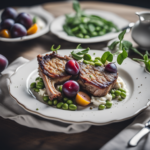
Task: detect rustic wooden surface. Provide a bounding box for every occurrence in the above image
[0,2,149,150]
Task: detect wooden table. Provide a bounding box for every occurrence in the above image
[0,2,149,150]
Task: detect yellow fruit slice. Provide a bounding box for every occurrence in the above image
[27,24,38,35]
[0,29,11,38]
[75,91,91,106]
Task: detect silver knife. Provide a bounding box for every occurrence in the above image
[128,120,150,147]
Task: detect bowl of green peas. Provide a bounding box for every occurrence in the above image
[50,1,129,43]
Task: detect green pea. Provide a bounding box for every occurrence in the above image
[36,77,40,81]
[98,104,105,110]
[36,85,44,89]
[53,99,58,106]
[84,35,90,38]
[95,62,103,66]
[93,59,100,62]
[83,60,89,64]
[56,102,64,109]
[110,89,115,94]
[83,60,95,65]
[119,88,126,93]
[111,94,116,99]
[43,96,49,102]
[63,97,69,102]
[30,82,36,88]
[121,92,126,99]
[47,100,53,106]
[33,88,39,92]
[62,103,69,110]
[71,26,79,32]
[67,100,73,105]
[118,97,123,101]
[69,104,77,111]
[106,100,110,103]
[95,57,101,61]
[105,101,112,108]
[115,90,121,96]
[59,85,63,92]
[84,54,92,60]
[76,33,84,38]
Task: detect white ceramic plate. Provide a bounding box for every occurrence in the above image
[0,6,54,42]
[9,50,150,125]
[50,9,129,43]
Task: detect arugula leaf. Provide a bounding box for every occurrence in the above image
[117,48,128,65]
[101,51,113,64]
[51,45,61,53]
[118,30,126,41]
[108,41,119,50]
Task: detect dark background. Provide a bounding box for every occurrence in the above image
[0,0,150,9]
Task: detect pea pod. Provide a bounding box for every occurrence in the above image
[56,102,64,109]
[84,35,90,38]
[69,104,77,111]
[76,33,84,38]
[101,51,113,64]
[79,24,87,34]
[71,26,79,33]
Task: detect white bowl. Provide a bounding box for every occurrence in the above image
[50,9,129,43]
[0,6,54,42]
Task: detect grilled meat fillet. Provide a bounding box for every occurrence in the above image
[37,52,72,100]
[78,62,118,97]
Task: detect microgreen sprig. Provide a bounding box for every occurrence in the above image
[51,45,61,53]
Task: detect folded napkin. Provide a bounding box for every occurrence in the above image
[0,57,91,133]
[100,107,150,150]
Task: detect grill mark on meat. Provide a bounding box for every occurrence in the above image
[37,52,72,100]
[78,62,118,97]
[37,52,72,78]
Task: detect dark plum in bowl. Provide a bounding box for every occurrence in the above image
[0,54,8,72]
[1,7,17,21]
[11,23,27,38]
[16,13,32,29]
[1,19,15,30]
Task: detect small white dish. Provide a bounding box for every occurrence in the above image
[50,9,129,43]
[0,6,54,42]
[9,50,150,125]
